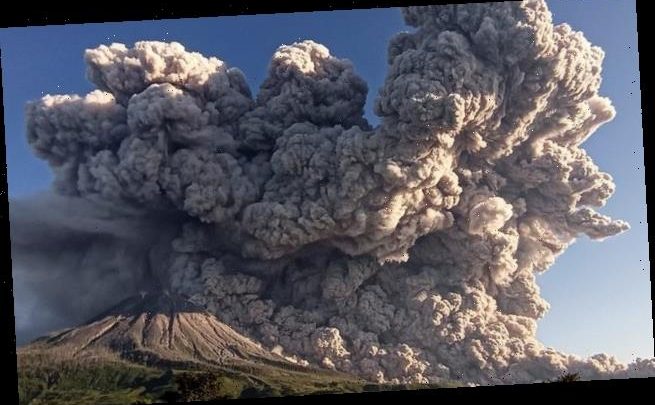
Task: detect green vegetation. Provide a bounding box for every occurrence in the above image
[17,352,175,405]
[17,350,463,404]
[160,368,463,402]
[147,362,371,402]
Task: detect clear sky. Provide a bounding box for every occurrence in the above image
[1,0,651,363]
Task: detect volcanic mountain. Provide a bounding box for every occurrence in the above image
[20,291,297,370]
[17,292,461,404]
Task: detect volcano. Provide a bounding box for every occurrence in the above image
[20,291,295,369]
[17,293,460,404]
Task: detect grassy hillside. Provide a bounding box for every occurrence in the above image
[18,351,172,405]
[17,350,462,404]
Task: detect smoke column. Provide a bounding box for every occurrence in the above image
[12,0,655,384]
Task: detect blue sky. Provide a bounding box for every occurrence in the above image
[0,0,651,363]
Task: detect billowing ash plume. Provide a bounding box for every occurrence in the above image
[15,0,654,385]
[9,192,180,344]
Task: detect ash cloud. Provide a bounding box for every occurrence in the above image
[14,0,654,384]
[10,192,180,343]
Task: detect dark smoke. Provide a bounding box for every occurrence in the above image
[10,192,180,343]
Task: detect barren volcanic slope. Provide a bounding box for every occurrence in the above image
[22,292,291,369]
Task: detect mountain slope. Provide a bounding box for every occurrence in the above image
[16,292,365,404]
[24,292,286,369]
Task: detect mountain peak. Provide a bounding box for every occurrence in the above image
[23,292,290,370]
[86,290,205,323]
